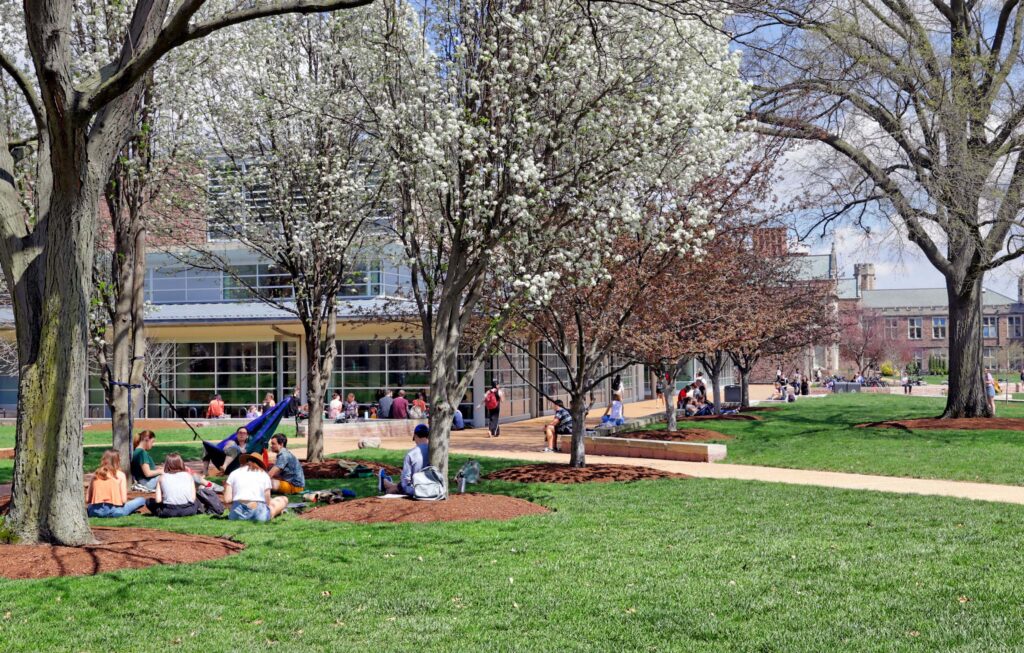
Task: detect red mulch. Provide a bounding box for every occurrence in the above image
[485,463,688,484]
[683,413,761,422]
[301,459,400,479]
[301,493,548,524]
[858,417,1024,431]
[0,448,13,460]
[610,429,733,442]
[0,527,244,580]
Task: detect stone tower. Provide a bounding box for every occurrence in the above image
[854,263,876,292]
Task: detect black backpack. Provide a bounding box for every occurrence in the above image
[196,486,225,515]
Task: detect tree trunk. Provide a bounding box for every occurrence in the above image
[426,329,461,489]
[568,393,587,468]
[664,370,677,432]
[8,200,96,546]
[943,277,989,418]
[108,217,147,471]
[739,368,751,409]
[304,331,326,463]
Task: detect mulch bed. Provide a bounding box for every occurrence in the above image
[0,448,13,460]
[302,459,400,479]
[610,429,733,443]
[683,413,761,422]
[484,463,688,484]
[0,527,244,580]
[301,493,548,524]
[858,417,1024,431]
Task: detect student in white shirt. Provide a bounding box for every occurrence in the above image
[224,454,289,522]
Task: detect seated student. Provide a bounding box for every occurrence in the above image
[677,385,688,408]
[602,396,625,426]
[379,424,431,495]
[344,392,360,419]
[328,391,344,420]
[203,426,250,476]
[543,399,573,453]
[390,389,410,419]
[684,397,699,416]
[245,404,261,419]
[146,453,199,518]
[207,393,226,419]
[224,453,289,522]
[771,381,785,401]
[411,391,428,418]
[786,385,798,403]
[268,434,305,494]
[131,430,162,492]
[452,407,466,431]
[87,450,147,518]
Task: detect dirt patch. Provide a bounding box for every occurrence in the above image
[0,527,244,580]
[302,459,400,479]
[610,429,733,442]
[485,463,688,484]
[302,492,548,524]
[0,448,13,460]
[858,417,1024,431]
[683,413,761,422]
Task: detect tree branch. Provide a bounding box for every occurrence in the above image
[80,0,374,117]
[0,50,44,131]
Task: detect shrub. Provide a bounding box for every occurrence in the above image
[880,361,897,377]
[928,355,948,376]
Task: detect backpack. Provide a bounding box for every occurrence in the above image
[484,390,499,411]
[412,466,447,501]
[196,486,225,515]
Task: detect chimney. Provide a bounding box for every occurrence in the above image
[752,227,788,257]
[854,263,876,292]
[1018,275,1024,303]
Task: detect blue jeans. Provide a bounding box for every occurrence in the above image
[229,501,272,522]
[134,476,159,490]
[87,498,147,518]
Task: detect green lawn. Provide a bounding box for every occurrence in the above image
[0,424,261,451]
[2,449,1024,651]
[659,393,1024,485]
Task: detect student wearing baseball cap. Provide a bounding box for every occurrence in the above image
[379,424,430,495]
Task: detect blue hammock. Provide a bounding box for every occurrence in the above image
[201,396,293,470]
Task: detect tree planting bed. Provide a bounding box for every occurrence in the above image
[0,528,244,580]
[484,463,688,483]
[857,417,1024,431]
[610,429,733,443]
[302,459,400,479]
[301,493,548,524]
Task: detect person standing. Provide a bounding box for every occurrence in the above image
[985,367,997,416]
[391,389,410,419]
[378,388,393,419]
[483,383,503,437]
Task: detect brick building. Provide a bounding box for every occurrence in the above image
[837,263,1022,373]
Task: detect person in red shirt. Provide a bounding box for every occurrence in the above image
[390,389,409,419]
[207,393,226,419]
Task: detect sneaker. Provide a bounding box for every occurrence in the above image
[542,447,554,453]
[131,483,152,493]
[377,469,393,494]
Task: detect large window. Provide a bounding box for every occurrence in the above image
[885,318,899,339]
[1010,316,1023,339]
[984,347,998,368]
[88,340,298,418]
[147,267,222,304]
[330,339,473,415]
[223,264,294,300]
[908,318,922,340]
[983,316,998,338]
[931,317,947,339]
[486,346,533,421]
[340,260,385,297]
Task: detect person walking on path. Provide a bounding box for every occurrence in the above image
[483,383,503,437]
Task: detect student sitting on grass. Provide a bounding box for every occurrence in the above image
[146,453,199,518]
[87,450,147,518]
[224,454,289,522]
[268,434,305,495]
[379,424,430,495]
[131,430,161,492]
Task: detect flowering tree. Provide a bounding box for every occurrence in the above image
[377,0,746,482]
[838,306,889,376]
[0,0,370,546]
[172,10,391,462]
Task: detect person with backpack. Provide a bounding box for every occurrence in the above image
[483,383,503,437]
[378,424,431,495]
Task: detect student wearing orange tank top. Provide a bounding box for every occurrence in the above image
[87,450,147,518]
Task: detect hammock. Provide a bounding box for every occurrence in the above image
[201,396,294,470]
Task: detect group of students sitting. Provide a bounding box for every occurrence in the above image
[86,428,307,524]
[677,377,715,416]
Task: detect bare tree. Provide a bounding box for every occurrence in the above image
[739,0,1024,417]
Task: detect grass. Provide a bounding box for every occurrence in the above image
[2,448,1024,651]
[0,424,262,450]
[648,393,1024,485]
